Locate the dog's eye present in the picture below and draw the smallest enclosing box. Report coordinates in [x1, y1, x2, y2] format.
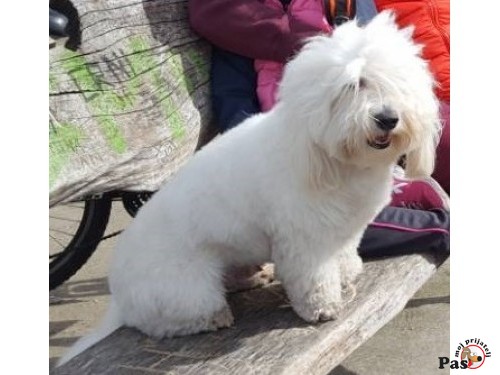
[359, 78, 367, 89]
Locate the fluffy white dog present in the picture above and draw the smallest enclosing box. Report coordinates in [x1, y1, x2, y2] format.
[60, 11, 440, 364]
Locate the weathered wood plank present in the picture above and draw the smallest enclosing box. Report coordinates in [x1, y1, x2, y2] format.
[49, 0, 212, 206]
[52, 252, 447, 375]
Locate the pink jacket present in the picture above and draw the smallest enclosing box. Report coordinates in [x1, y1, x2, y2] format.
[256, 0, 332, 111]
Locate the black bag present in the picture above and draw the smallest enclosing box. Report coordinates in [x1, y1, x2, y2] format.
[359, 206, 450, 258]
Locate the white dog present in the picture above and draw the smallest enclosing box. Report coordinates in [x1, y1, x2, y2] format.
[60, 11, 440, 365]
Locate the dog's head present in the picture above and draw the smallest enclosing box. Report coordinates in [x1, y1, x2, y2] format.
[461, 348, 483, 363]
[278, 11, 441, 182]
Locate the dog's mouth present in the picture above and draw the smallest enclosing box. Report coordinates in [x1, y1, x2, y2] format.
[367, 133, 392, 149]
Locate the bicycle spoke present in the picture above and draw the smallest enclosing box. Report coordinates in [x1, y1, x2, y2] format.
[49, 234, 66, 249]
[64, 203, 86, 209]
[50, 201, 87, 263]
[50, 251, 64, 259]
[49, 215, 82, 223]
[50, 228, 79, 238]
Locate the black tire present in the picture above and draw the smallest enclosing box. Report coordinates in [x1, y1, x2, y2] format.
[49, 197, 112, 290]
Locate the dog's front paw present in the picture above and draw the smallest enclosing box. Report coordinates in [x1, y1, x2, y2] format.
[339, 253, 363, 287]
[292, 301, 341, 323]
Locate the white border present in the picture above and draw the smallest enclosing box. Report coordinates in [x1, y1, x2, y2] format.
[1, 1, 47, 372]
[451, 1, 499, 373]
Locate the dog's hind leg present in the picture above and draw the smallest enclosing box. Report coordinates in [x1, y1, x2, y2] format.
[111, 250, 234, 338]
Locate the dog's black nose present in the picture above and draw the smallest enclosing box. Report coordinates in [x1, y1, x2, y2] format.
[374, 110, 399, 131]
[477, 356, 482, 361]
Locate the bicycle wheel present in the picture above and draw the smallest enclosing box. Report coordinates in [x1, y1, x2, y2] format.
[49, 197, 112, 290]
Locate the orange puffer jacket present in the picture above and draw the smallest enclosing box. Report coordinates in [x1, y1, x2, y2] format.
[375, 0, 450, 102]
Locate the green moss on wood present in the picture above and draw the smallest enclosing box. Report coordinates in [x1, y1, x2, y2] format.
[56, 36, 195, 158]
[127, 37, 187, 141]
[163, 96, 186, 140]
[49, 72, 58, 92]
[49, 123, 83, 187]
[126, 36, 156, 104]
[169, 53, 194, 94]
[61, 51, 127, 153]
[186, 47, 209, 81]
[61, 51, 102, 91]
[99, 115, 127, 153]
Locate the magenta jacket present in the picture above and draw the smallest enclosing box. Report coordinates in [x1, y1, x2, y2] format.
[255, 0, 332, 111]
[188, 0, 332, 110]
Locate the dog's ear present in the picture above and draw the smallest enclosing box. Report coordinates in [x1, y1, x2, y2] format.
[404, 111, 441, 179]
[404, 134, 436, 178]
[461, 348, 470, 360]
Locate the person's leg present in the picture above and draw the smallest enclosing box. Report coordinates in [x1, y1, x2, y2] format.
[210, 47, 261, 132]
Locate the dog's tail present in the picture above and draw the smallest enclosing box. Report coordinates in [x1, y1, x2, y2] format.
[57, 299, 122, 367]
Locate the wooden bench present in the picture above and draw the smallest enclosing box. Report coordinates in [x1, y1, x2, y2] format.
[52, 252, 447, 375]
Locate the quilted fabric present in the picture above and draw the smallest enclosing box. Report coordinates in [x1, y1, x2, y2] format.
[375, 0, 450, 102]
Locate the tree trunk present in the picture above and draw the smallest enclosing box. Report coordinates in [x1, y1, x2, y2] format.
[49, 0, 213, 206]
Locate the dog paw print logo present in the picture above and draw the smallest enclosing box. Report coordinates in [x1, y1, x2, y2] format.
[461, 346, 486, 369]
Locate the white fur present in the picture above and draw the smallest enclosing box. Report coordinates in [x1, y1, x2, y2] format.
[59, 12, 440, 365]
